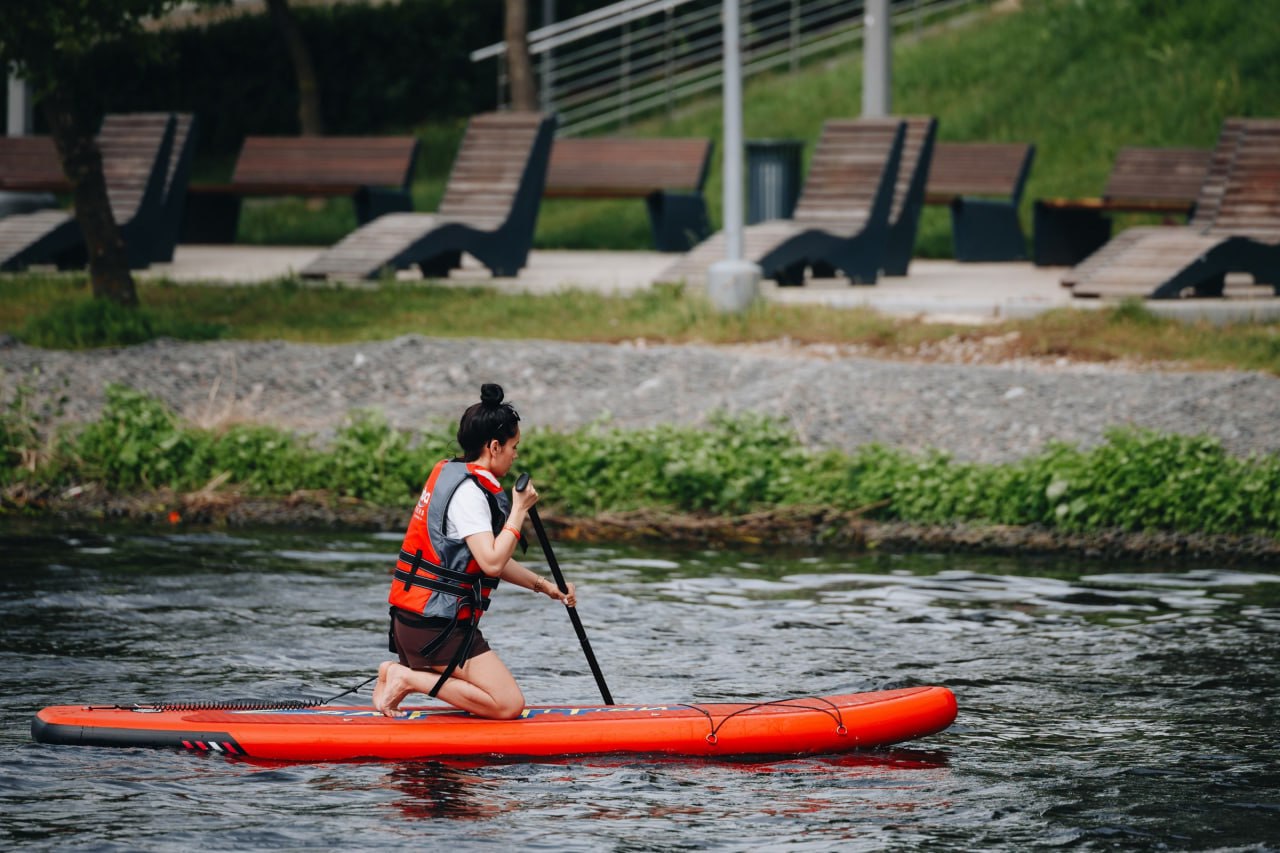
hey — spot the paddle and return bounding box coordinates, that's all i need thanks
[515,471,615,705]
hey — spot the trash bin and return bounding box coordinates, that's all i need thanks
[746,139,804,224]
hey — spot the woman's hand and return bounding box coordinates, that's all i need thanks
[511,478,539,515]
[534,576,575,607]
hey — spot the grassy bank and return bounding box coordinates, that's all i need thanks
[3,274,1280,375]
[3,386,1278,546]
[225,0,1280,254]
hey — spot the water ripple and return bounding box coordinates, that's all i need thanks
[1,522,1277,851]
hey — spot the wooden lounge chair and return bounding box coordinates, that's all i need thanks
[1061,121,1245,290]
[0,113,176,271]
[1034,145,1211,266]
[1068,118,1280,299]
[658,118,906,286]
[925,141,1036,261]
[301,112,555,280]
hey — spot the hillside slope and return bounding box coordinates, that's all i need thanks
[533,0,1280,256]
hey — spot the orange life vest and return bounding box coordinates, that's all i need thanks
[388,459,510,620]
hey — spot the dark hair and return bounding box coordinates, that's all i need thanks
[456,383,521,461]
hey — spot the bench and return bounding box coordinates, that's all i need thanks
[925,141,1036,261]
[543,137,713,252]
[1033,146,1211,266]
[0,136,67,191]
[182,135,420,243]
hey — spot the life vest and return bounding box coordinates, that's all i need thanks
[389,459,511,621]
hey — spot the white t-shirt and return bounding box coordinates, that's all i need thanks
[445,470,502,540]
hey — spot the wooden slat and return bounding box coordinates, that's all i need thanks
[925,142,1033,200]
[793,118,900,224]
[436,113,545,223]
[0,136,66,191]
[1103,146,1211,203]
[227,136,418,191]
[545,138,710,197]
[889,116,935,222]
[1208,119,1280,240]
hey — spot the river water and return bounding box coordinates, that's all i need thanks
[1,520,1277,851]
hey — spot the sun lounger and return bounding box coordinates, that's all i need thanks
[300,112,555,280]
[658,118,906,286]
[1067,118,1280,299]
[0,113,178,271]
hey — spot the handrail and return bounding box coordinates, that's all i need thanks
[473,0,990,137]
[470,0,702,62]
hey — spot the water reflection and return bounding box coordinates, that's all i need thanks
[385,762,501,821]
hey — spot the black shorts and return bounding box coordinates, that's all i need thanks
[391,610,492,670]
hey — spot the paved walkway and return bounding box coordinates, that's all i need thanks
[142,245,1280,325]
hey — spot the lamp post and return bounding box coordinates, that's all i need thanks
[863,0,892,117]
[705,0,761,313]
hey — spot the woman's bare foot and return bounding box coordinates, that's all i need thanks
[371,660,394,712]
[374,662,415,718]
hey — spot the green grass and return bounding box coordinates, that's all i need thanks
[4,274,1280,375]
[227,0,1280,252]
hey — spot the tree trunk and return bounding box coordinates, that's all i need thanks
[266,0,324,135]
[41,89,138,307]
[505,0,538,111]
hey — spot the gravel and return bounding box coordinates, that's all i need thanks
[2,334,1278,464]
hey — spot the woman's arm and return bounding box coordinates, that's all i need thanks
[501,559,577,607]
[462,479,540,576]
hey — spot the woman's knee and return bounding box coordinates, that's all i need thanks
[490,685,526,720]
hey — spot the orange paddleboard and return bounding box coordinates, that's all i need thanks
[32,686,957,762]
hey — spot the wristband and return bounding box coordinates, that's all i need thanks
[502,524,522,541]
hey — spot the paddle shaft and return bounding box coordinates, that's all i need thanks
[516,473,614,705]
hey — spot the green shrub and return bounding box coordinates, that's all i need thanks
[7,388,1278,537]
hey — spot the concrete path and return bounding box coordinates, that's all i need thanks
[142,245,1280,325]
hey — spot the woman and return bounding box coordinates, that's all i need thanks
[372,383,575,720]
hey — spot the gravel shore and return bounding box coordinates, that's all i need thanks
[5,334,1278,562]
[2,334,1278,464]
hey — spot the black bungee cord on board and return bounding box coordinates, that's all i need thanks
[111,674,379,713]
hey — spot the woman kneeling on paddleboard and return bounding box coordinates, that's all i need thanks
[373,383,575,720]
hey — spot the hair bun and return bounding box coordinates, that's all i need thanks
[479,383,505,407]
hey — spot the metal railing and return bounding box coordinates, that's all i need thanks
[471,0,987,137]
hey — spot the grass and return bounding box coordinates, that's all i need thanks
[226,0,1280,253]
[3,273,1279,375]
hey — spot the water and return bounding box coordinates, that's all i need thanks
[1,520,1278,851]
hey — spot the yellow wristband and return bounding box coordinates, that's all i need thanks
[502,524,522,541]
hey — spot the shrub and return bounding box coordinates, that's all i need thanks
[6,388,1276,537]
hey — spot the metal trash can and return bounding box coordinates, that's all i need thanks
[746,139,804,224]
